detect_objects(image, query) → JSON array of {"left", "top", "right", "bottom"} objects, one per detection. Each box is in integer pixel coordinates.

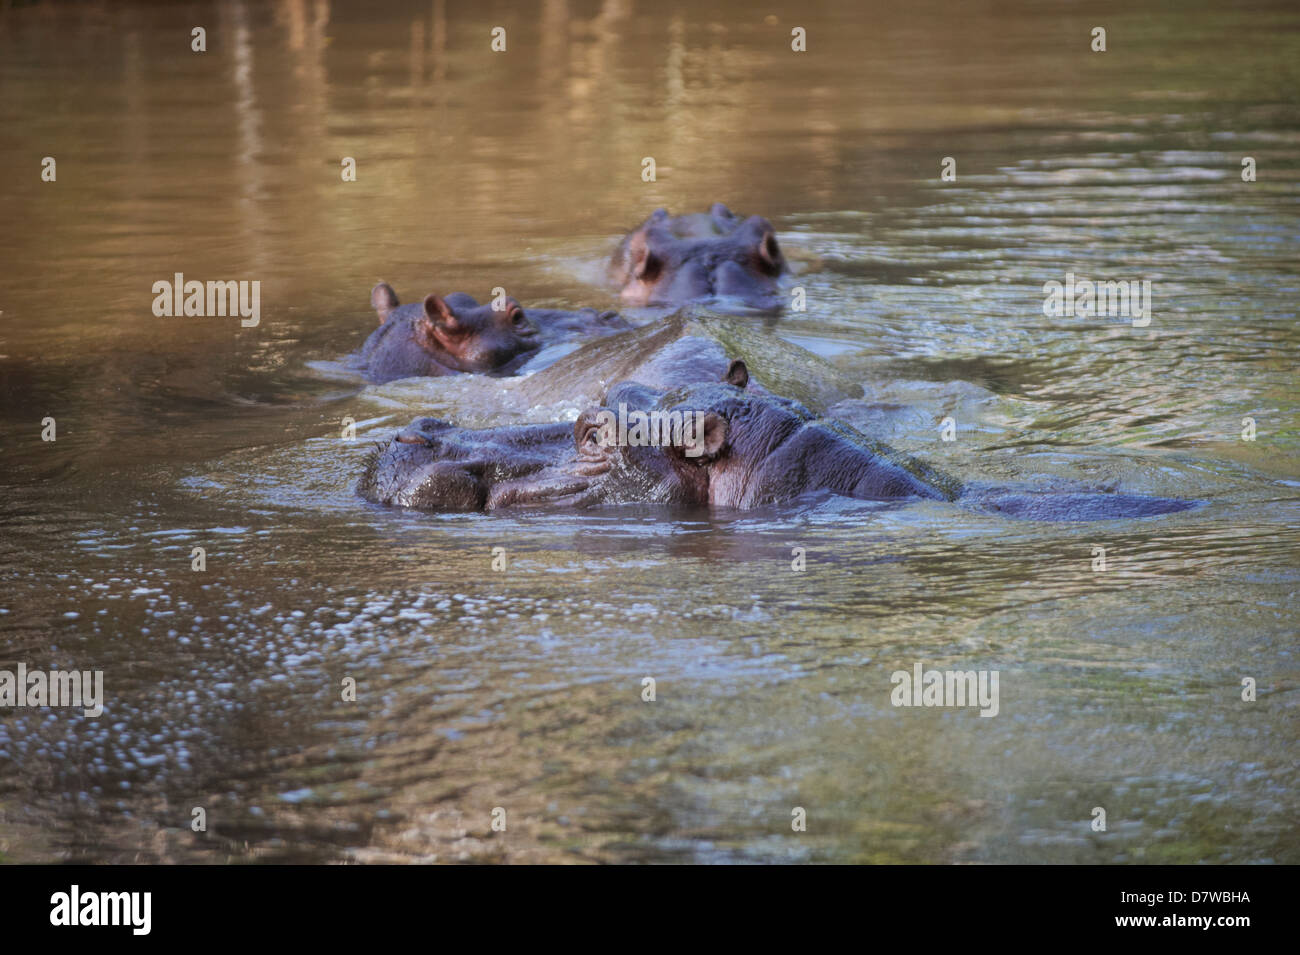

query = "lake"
[{"left": 0, "top": 0, "right": 1296, "bottom": 863}]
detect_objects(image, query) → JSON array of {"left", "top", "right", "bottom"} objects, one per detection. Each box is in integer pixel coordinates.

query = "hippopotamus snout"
[
  {"left": 394, "top": 416, "right": 457, "bottom": 447},
  {"left": 713, "top": 259, "right": 781, "bottom": 306},
  {"left": 358, "top": 420, "right": 604, "bottom": 512}
]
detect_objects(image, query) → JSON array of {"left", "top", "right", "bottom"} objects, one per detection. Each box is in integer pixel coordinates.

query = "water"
[{"left": 0, "top": 0, "right": 1297, "bottom": 863}]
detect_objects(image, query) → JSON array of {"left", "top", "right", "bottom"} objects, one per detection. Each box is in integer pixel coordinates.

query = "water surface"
[{"left": 0, "top": 0, "right": 1297, "bottom": 863}]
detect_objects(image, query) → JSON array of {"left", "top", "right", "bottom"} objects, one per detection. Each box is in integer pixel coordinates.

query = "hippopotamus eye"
[{"left": 574, "top": 410, "right": 611, "bottom": 454}]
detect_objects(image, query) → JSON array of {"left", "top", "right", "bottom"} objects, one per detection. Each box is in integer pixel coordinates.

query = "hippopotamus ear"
[
  {"left": 422, "top": 294, "right": 461, "bottom": 331},
  {"left": 699, "top": 412, "right": 727, "bottom": 456},
  {"left": 723, "top": 358, "right": 749, "bottom": 389},
  {"left": 757, "top": 230, "right": 782, "bottom": 270},
  {"left": 632, "top": 242, "right": 663, "bottom": 282},
  {"left": 371, "top": 282, "right": 400, "bottom": 323},
  {"left": 738, "top": 216, "right": 783, "bottom": 272},
  {"left": 668, "top": 411, "right": 728, "bottom": 461},
  {"left": 709, "top": 203, "right": 738, "bottom": 228}
]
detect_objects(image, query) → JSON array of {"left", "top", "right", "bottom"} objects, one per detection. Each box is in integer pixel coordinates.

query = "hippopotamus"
[
  {"left": 357, "top": 283, "right": 627, "bottom": 384},
  {"left": 609, "top": 204, "right": 790, "bottom": 310},
  {"left": 513, "top": 309, "right": 863, "bottom": 414},
  {"left": 357, "top": 357, "right": 1195, "bottom": 520}
]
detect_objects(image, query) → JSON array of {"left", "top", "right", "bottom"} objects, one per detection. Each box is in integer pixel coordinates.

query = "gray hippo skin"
[
  {"left": 609, "top": 204, "right": 789, "bottom": 310},
  {"left": 514, "top": 309, "right": 864, "bottom": 413},
  {"left": 359, "top": 283, "right": 627, "bottom": 384},
  {"left": 357, "top": 358, "right": 1196, "bottom": 520}
]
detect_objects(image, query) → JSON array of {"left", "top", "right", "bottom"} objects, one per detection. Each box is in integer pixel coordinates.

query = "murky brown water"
[{"left": 1, "top": 0, "right": 1297, "bottom": 863}]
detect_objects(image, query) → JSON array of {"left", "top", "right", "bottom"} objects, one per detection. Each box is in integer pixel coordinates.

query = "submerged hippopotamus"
[
  {"left": 513, "top": 309, "right": 863, "bottom": 413},
  {"left": 357, "top": 358, "right": 1195, "bottom": 520},
  {"left": 609, "top": 204, "right": 789, "bottom": 310},
  {"left": 357, "top": 283, "right": 627, "bottom": 384}
]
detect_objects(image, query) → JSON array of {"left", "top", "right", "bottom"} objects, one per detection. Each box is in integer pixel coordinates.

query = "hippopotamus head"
[
  {"left": 609, "top": 204, "right": 789, "bottom": 310},
  {"left": 358, "top": 359, "right": 957, "bottom": 511},
  {"left": 367, "top": 283, "right": 539, "bottom": 377},
  {"left": 571, "top": 360, "right": 956, "bottom": 508}
]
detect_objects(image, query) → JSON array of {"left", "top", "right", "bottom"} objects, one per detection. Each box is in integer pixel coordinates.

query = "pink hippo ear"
[
  {"left": 423, "top": 294, "right": 461, "bottom": 332},
  {"left": 673, "top": 411, "right": 729, "bottom": 461},
  {"left": 631, "top": 238, "right": 663, "bottom": 282},
  {"left": 737, "top": 216, "right": 783, "bottom": 273},
  {"left": 503, "top": 298, "right": 530, "bottom": 327},
  {"left": 700, "top": 412, "right": 728, "bottom": 456},
  {"left": 371, "top": 282, "right": 400, "bottom": 323},
  {"left": 757, "top": 230, "right": 782, "bottom": 270},
  {"left": 723, "top": 358, "right": 749, "bottom": 389}
]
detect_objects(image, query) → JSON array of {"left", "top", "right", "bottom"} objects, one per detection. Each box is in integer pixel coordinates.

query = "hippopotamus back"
[{"left": 516, "top": 311, "right": 863, "bottom": 413}]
